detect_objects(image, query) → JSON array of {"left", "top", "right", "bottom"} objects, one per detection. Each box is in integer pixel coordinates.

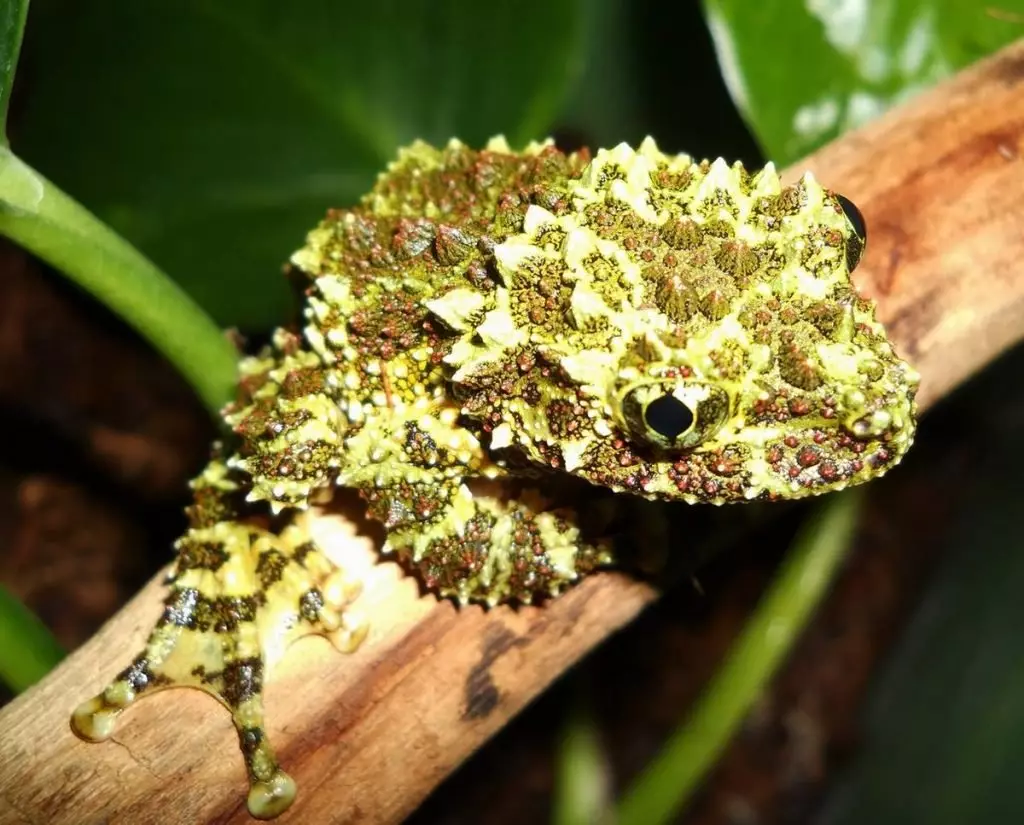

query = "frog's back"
[
  {"left": 275, "top": 138, "right": 589, "bottom": 476},
  {"left": 293, "top": 137, "right": 590, "bottom": 357}
]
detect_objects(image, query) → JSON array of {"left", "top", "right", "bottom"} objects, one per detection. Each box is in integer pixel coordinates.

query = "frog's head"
[
  {"left": 552, "top": 175, "right": 917, "bottom": 503},
  {"left": 445, "top": 140, "right": 918, "bottom": 503},
  {"left": 598, "top": 271, "right": 919, "bottom": 503}
]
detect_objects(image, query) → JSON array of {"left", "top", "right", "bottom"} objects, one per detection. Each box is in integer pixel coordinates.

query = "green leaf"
[
  {"left": 0, "top": 0, "right": 28, "bottom": 142},
  {"left": 0, "top": 583, "right": 64, "bottom": 694},
  {"left": 557, "top": 0, "right": 646, "bottom": 150},
  {"left": 701, "top": 0, "right": 1024, "bottom": 165},
  {"left": 617, "top": 490, "right": 862, "bottom": 825},
  {"left": 17, "top": 0, "right": 585, "bottom": 329}
]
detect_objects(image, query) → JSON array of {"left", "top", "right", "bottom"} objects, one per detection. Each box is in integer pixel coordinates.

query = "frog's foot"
[{"left": 71, "top": 516, "right": 366, "bottom": 820}]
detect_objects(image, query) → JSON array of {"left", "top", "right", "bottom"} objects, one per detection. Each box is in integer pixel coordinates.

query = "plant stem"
[
  {"left": 0, "top": 147, "right": 237, "bottom": 417},
  {"left": 0, "top": 583, "right": 64, "bottom": 693},
  {"left": 554, "top": 692, "right": 612, "bottom": 825},
  {"left": 616, "top": 489, "right": 863, "bottom": 825}
]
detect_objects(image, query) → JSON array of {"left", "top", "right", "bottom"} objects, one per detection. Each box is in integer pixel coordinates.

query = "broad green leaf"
[
  {"left": 702, "top": 0, "right": 1024, "bottom": 165},
  {"left": 558, "top": 1, "right": 762, "bottom": 165},
  {"left": 558, "top": 0, "right": 646, "bottom": 149},
  {"left": 1, "top": 2, "right": 237, "bottom": 417},
  {"left": 17, "top": 0, "right": 585, "bottom": 329},
  {"left": 0, "top": 0, "right": 27, "bottom": 142}
]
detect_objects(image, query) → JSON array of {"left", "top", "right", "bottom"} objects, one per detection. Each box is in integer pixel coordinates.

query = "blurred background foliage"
[
  {"left": 17, "top": 0, "right": 1023, "bottom": 328},
  {"left": 6, "top": 0, "right": 1024, "bottom": 822},
  {"left": 820, "top": 348, "right": 1024, "bottom": 824}
]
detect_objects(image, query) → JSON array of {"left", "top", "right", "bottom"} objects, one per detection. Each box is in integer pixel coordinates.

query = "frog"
[{"left": 70, "top": 136, "right": 918, "bottom": 819}]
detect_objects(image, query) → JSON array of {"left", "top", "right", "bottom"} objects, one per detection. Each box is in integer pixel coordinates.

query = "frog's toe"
[
  {"left": 247, "top": 769, "right": 298, "bottom": 820},
  {"left": 70, "top": 658, "right": 157, "bottom": 741},
  {"left": 240, "top": 717, "right": 296, "bottom": 818},
  {"left": 329, "top": 614, "right": 369, "bottom": 653},
  {"left": 71, "top": 692, "right": 122, "bottom": 741},
  {"left": 275, "top": 519, "right": 368, "bottom": 654}
]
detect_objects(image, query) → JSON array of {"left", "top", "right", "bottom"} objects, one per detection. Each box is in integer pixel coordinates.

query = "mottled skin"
[{"left": 70, "top": 137, "right": 918, "bottom": 818}]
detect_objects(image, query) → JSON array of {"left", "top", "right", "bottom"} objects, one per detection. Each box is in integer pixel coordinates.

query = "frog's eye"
[
  {"left": 644, "top": 394, "right": 695, "bottom": 440},
  {"left": 835, "top": 193, "right": 866, "bottom": 271},
  {"left": 620, "top": 382, "right": 729, "bottom": 451}
]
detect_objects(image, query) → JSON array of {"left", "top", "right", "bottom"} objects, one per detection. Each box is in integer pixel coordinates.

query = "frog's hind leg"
[{"left": 71, "top": 465, "right": 364, "bottom": 819}]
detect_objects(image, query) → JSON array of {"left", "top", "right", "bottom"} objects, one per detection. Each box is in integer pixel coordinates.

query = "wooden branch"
[{"left": 4, "top": 38, "right": 1024, "bottom": 825}]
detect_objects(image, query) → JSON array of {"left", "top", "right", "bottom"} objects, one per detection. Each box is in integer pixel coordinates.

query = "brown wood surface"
[{"left": 3, "top": 38, "right": 1024, "bottom": 825}]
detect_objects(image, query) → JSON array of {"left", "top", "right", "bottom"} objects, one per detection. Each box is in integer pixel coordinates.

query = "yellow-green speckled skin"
[{"left": 70, "top": 136, "right": 918, "bottom": 818}]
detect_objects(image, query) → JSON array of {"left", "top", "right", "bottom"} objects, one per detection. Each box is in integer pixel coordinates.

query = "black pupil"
[
  {"left": 644, "top": 394, "right": 695, "bottom": 440},
  {"left": 836, "top": 193, "right": 866, "bottom": 271}
]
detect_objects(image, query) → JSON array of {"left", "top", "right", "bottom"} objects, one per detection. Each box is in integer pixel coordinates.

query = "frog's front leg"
[
  {"left": 375, "top": 477, "right": 616, "bottom": 605},
  {"left": 70, "top": 460, "right": 364, "bottom": 819},
  {"left": 340, "top": 409, "right": 617, "bottom": 605}
]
